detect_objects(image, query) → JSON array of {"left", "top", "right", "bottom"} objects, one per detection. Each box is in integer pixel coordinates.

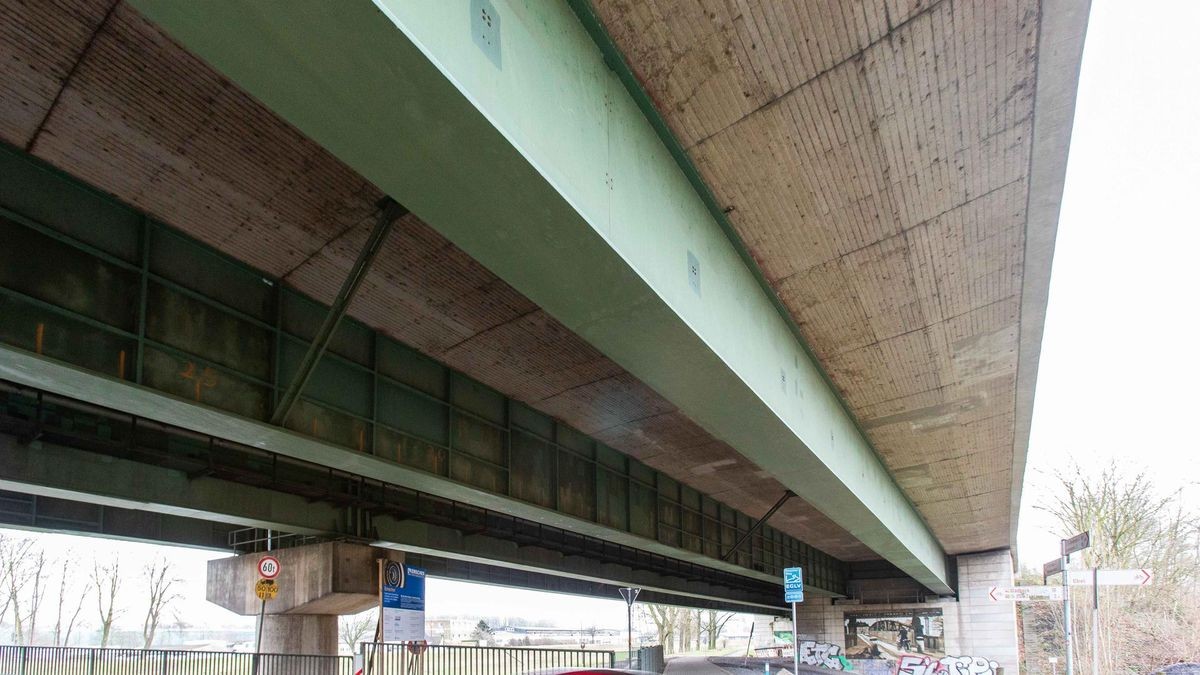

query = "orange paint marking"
[{"left": 179, "top": 362, "right": 218, "bottom": 401}]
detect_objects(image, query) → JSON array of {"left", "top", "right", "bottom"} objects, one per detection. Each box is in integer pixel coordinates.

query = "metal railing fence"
[
  {"left": 359, "top": 642, "right": 615, "bottom": 674},
  {"left": 0, "top": 645, "right": 352, "bottom": 675}
]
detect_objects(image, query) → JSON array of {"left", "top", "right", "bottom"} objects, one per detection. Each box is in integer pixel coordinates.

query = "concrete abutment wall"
[{"left": 789, "top": 550, "right": 1018, "bottom": 672}]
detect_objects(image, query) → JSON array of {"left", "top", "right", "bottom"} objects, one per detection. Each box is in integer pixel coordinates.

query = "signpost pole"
[
  {"left": 1062, "top": 552, "right": 1072, "bottom": 675},
  {"left": 791, "top": 601, "right": 800, "bottom": 675},
  {"left": 619, "top": 588, "right": 640, "bottom": 668},
  {"left": 1091, "top": 567, "right": 1100, "bottom": 675},
  {"left": 782, "top": 567, "right": 803, "bottom": 675},
  {"left": 1056, "top": 531, "right": 1089, "bottom": 675},
  {"left": 1065, "top": 552, "right": 1075, "bottom": 672},
  {"left": 253, "top": 529, "right": 271, "bottom": 675}
]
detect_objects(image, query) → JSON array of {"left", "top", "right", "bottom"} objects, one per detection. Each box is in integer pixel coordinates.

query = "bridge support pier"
[
  {"left": 207, "top": 541, "right": 402, "bottom": 656},
  {"left": 258, "top": 614, "right": 339, "bottom": 656}
]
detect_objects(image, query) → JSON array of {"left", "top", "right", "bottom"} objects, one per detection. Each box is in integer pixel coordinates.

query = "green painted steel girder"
[{"left": 126, "top": 0, "right": 950, "bottom": 591}]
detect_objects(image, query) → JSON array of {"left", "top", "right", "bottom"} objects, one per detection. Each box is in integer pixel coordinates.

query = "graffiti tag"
[
  {"left": 893, "top": 654, "right": 999, "bottom": 675},
  {"left": 797, "top": 641, "right": 845, "bottom": 670}
]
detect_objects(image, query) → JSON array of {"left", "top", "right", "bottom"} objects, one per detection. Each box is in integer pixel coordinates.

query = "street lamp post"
[{"left": 619, "top": 588, "right": 640, "bottom": 668}]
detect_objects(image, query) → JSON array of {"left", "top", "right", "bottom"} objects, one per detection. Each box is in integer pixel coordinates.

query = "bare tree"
[
  {"left": 53, "top": 555, "right": 91, "bottom": 646},
  {"left": 339, "top": 610, "right": 376, "bottom": 653},
  {"left": 24, "top": 548, "right": 47, "bottom": 645},
  {"left": 700, "top": 610, "right": 735, "bottom": 650},
  {"left": 92, "top": 556, "right": 122, "bottom": 648},
  {"left": 142, "top": 556, "right": 181, "bottom": 648},
  {"left": 2, "top": 535, "right": 38, "bottom": 644},
  {"left": 646, "top": 605, "right": 680, "bottom": 654}
]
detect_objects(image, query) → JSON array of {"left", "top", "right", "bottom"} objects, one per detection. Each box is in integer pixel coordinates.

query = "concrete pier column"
[
  {"left": 954, "top": 550, "right": 1019, "bottom": 673},
  {"left": 259, "top": 614, "right": 338, "bottom": 655},
  {"left": 207, "top": 542, "right": 402, "bottom": 656}
]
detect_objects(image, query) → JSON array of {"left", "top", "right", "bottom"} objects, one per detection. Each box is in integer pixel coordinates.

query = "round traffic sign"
[{"left": 258, "top": 555, "right": 280, "bottom": 579}]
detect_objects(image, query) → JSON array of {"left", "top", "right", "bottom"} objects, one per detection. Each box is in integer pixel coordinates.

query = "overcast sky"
[
  {"left": 3, "top": 0, "right": 1197, "bottom": 634},
  {"left": 1014, "top": 0, "right": 1200, "bottom": 568}
]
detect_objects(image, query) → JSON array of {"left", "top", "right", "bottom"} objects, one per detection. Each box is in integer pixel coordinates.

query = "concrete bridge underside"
[{"left": 0, "top": 0, "right": 1087, "bottom": 600}]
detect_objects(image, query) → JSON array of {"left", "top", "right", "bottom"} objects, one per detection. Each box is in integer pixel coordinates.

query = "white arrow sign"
[
  {"left": 1067, "top": 569, "right": 1153, "bottom": 586},
  {"left": 988, "top": 586, "right": 1064, "bottom": 602}
]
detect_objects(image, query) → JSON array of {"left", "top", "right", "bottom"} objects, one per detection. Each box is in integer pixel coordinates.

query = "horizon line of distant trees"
[{"left": 0, "top": 536, "right": 182, "bottom": 649}]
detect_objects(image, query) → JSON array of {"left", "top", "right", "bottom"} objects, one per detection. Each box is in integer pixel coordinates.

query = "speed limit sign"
[{"left": 257, "top": 556, "right": 280, "bottom": 579}]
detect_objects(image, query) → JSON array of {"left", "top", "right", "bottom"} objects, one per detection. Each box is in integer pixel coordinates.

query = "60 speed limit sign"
[{"left": 257, "top": 556, "right": 280, "bottom": 579}]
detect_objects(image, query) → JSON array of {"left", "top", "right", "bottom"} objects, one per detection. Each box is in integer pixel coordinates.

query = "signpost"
[
  {"left": 257, "top": 556, "right": 280, "bottom": 580},
  {"left": 988, "top": 585, "right": 1064, "bottom": 602},
  {"left": 1062, "top": 532, "right": 1091, "bottom": 556},
  {"left": 1043, "top": 558, "right": 1064, "bottom": 582},
  {"left": 619, "top": 588, "right": 640, "bottom": 667},
  {"left": 783, "top": 567, "right": 804, "bottom": 675},
  {"left": 252, "top": 533, "right": 277, "bottom": 675},
  {"left": 1065, "top": 569, "right": 1153, "bottom": 586},
  {"left": 1045, "top": 538, "right": 1155, "bottom": 675},
  {"left": 1043, "top": 531, "right": 1089, "bottom": 675},
  {"left": 254, "top": 578, "right": 279, "bottom": 601}
]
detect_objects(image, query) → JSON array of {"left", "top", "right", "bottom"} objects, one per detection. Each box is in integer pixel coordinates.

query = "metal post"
[
  {"left": 619, "top": 587, "right": 639, "bottom": 668},
  {"left": 1091, "top": 566, "right": 1099, "bottom": 675},
  {"left": 791, "top": 602, "right": 800, "bottom": 675},
  {"left": 628, "top": 601, "right": 633, "bottom": 667},
  {"left": 253, "top": 529, "right": 271, "bottom": 675},
  {"left": 1063, "top": 554, "right": 1072, "bottom": 675}
]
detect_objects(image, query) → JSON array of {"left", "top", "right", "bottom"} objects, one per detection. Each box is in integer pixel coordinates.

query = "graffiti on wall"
[
  {"left": 797, "top": 640, "right": 846, "bottom": 669},
  {"left": 893, "top": 654, "right": 999, "bottom": 675}
]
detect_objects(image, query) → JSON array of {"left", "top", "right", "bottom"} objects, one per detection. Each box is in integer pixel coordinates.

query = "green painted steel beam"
[
  {"left": 0, "top": 434, "right": 787, "bottom": 609},
  {"left": 125, "top": 0, "right": 950, "bottom": 591}
]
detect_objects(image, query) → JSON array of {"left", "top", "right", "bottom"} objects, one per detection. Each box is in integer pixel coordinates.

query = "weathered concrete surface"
[
  {"left": 259, "top": 614, "right": 337, "bottom": 657},
  {"left": 207, "top": 542, "right": 403, "bottom": 616}
]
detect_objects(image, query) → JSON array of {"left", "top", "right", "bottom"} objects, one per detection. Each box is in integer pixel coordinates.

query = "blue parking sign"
[{"left": 783, "top": 566, "right": 804, "bottom": 603}]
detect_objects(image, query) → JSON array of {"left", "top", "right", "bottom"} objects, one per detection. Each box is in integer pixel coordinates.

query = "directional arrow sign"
[
  {"left": 1043, "top": 558, "right": 1064, "bottom": 579},
  {"left": 1067, "top": 569, "right": 1153, "bottom": 586},
  {"left": 1061, "top": 531, "right": 1091, "bottom": 556},
  {"left": 989, "top": 586, "right": 1064, "bottom": 602}
]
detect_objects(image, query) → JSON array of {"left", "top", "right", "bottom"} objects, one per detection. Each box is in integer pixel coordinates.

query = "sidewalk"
[{"left": 664, "top": 655, "right": 731, "bottom": 674}]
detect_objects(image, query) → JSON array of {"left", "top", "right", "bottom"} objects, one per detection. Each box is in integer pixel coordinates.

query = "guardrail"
[
  {"left": 0, "top": 645, "right": 352, "bottom": 675},
  {"left": 359, "top": 642, "right": 615, "bottom": 674}
]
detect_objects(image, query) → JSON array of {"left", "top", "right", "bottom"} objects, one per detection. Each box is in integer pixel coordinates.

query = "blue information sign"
[
  {"left": 783, "top": 566, "right": 804, "bottom": 603},
  {"left": 381, "top": 562, "right": 426, "bottom": 642}
]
